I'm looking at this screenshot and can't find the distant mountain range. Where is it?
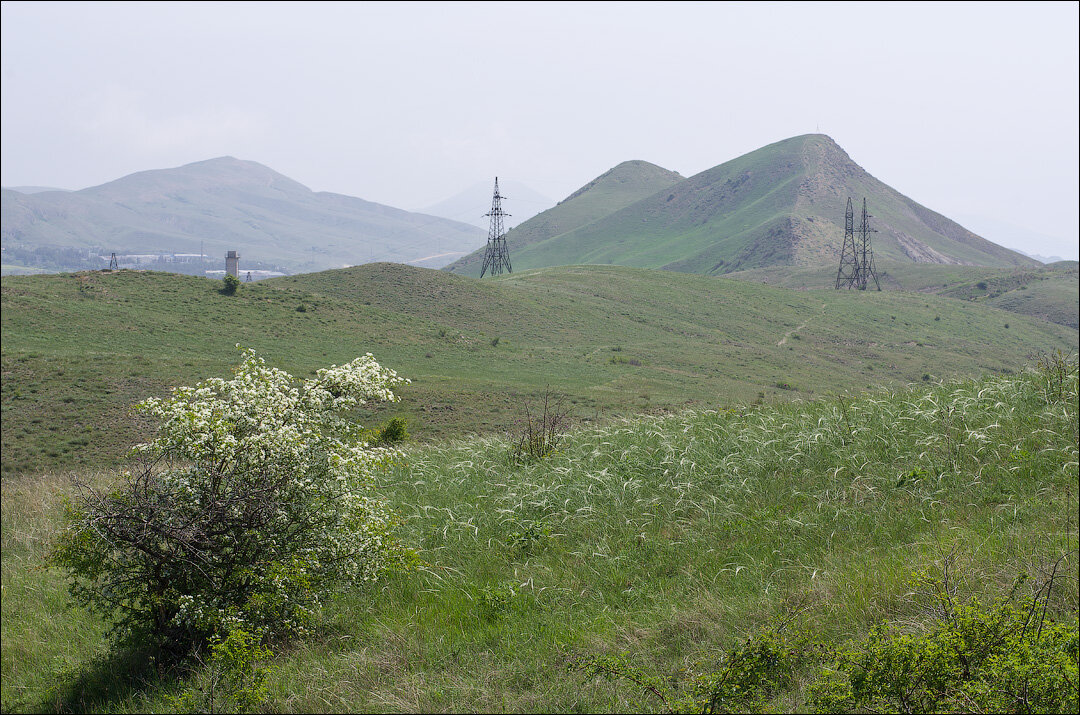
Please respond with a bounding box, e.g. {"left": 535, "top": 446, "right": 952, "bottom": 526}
{"left": 4, "top": 186, "right": 72, "bottom": 194}
{"left": 3, "top": 136, "right": 1044, "bottom": 279}
{"left": 1015, "top": 250, "right": 1068, "bottom": 265}
{"left": 951, "top": 213, "right": 1073, "bottom": 263}
{"left": 2, "top": 158, "right": 486, "bottom": 274}
{"left": 446, "top": 134, "right": 1037, "bottom": 276}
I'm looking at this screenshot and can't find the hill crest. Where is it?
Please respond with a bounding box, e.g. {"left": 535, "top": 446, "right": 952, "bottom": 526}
{"left": 444, "top": 159, "right": 683, "bottom": 275}
{"left": 468, "top": 134, "right": 1036, "bottom": 276}
{"left": 2, "top": 158, "right": 486, "bottom": 274}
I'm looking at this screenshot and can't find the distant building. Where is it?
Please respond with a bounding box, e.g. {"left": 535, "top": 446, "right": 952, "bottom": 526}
{"left": 225, "top": 250, "right": 240, "bottom": 277}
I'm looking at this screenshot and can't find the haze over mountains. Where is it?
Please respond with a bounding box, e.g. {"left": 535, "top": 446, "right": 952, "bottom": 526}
{"left": 4, "top": 186, "right": 71, "bottom": 195}
{"left": 952, "top": 213, "right": 1071, "bottom": 264}
{"left": 417, "top": 179, "right": 556, "bottom": 232}
{"left": 2, "top": 135, "right": 1043, "bottom": 278}
{"left": 2, "top": 157, "right": 486, "bottom": 274}
{"left": 446, "top": 134, "right": 1037, "bottom": 277}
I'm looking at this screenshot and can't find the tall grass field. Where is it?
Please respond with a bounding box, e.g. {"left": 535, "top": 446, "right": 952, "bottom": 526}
{"left": 2, "top": 352, "right": 1076, "bottom": 712}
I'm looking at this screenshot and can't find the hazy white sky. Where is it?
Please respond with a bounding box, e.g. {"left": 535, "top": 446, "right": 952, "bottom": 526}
{"left": 2, "top": 1, "right": 1078, "bottom": 258}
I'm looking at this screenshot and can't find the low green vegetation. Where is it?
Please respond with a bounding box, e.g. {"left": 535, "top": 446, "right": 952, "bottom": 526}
{"left": 219, "top": 273, "right": 241, "bottom": 295}
{"left": 3, "top": 263, "right": 1076, "bottom": 475}
{"left": 2, "top": 352, "right": 1076, "bottom": 712}
{"left": 728, "top": 260, "right": 1079, "bottom": 329}
{"left": 2, "top": 262, "right": 1077, "bottom": 711}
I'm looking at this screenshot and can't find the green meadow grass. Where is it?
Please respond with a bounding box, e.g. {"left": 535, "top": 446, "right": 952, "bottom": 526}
{"left": 728, "top": 261, "right": 1079, "bottom": 329}
{"left": 2, "top": 264, "right": 1076, "bottom": 476}
{"left": 2, "top": 360, "right": 1076, "bottom": 712}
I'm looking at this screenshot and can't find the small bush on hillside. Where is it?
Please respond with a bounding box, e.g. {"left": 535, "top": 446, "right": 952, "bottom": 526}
{"left": 509, "top": 389, "right": 572, "bottom": 462}
{"left": 375, "top": 416, "right": 410, "bottom": 446}
{"left": 808, "top": 565, "right": 1079, "bottom": 714}
{"left": 698, "top": 627, "right": 820, "bottom": 714}
{"left": 572, "top": 554, "right": 1078, "bottom": 714}
{"left": 570, "top": 626, "right": 818, "bottom": 714}
{"left": 173, "top": 628, "right": 273, "bottom": 714}
{"left": 220, "top": 274, "right": 240, "bottom": 295}
{"left": 51, "top": 348, "right": 411, "bottom": 656}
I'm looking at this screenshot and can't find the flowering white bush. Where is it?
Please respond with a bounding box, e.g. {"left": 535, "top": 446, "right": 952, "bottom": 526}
{"left": 52, "top": 348, "right": 411, "bottom": 652}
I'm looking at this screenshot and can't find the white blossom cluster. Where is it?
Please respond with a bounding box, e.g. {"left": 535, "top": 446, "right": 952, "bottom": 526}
{"left": 127, "top": 347, "right": 410, "bottom": 637}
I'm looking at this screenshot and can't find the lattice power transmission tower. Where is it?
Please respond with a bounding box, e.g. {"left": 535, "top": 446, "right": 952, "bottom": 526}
{"left": 479, "top": 177, "right": 512, "bottom": 278}
{"left": 835, "top": 197, "right": 858, "bottom": 289}
{"left": 835, "top": 197, "right": 880, "bottom": 290}
{"left": 856, "top": 198, "right": 879, "bottom": 290}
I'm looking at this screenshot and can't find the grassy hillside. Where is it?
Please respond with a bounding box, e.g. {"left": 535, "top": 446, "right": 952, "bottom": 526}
{"left": 444, "top": 161, "right": 684, "bottom": 277}
{"left": 3, "top": 360, "right": 1076, "bottom": 712}
{"left": 1, "top": 158, "right": 485, "bottom": 274}
{"left": 2, "top": 263, "right": 1076, "bottom": 476}
{"left": 727, "top": 261, "right": 1079, "bottom": 329}
{"left": 514, "top": 138, "right": 810, "bottom": 273}
{"left": 497, "top": 135, "right": 1036, "bottom": 275}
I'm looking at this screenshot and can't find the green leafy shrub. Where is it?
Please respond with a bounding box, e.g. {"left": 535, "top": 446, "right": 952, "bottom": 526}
{"left": 173, "top": 628, "right": 273, "bottom": 714}
{"left": 220, "top": 273, "right": 240, "bottom": 296}
{"left": 569, "top": 651, "right": 695, "bottom": 714}
{"left": 571, "top": 627, "right": 817, "bottom": 714}
{"left": 478, "top": 582, "right": 518, "bottom": 619}
{"left": 376, "top": 416, "right": 410, "bottom": 446}
{"left": 51, "top": 348, "right": 412, "bottom": 655}
{"left": 808, "top": 571, "right": 1079, "bottom": 714}
{"left": 507, "top": 519, "right": 555, "bottom": 553}
{"left": 570, "top": 552, "right": 1079, "bottom": 714}
{"left": 698, "top": 628, "right": 820, "bottom": 713}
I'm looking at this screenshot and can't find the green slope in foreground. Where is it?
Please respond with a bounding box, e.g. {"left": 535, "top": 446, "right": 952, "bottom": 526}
{"left": 2, "top": 363, "right": 1077, "bottom": 712}
{"left": 2, "top": 263, "right": 1076, "bottom": 475}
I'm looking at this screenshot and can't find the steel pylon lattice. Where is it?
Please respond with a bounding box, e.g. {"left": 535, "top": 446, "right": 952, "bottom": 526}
{"left": 479, "top": 177, "right": 512, "bottom": 278}
{"left": 856, "top": 197, "right": 879, "bottom": 291}
{"left": 835, "top": 197, "right": 859, "bottom": 289}
{"left": 835, "top": 197, "right": 880, "bottom": 291}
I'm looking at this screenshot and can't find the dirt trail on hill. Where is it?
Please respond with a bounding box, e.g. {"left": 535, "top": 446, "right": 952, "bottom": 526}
{"left": 778, "top": 303, "right": 827, "bottom": 347}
